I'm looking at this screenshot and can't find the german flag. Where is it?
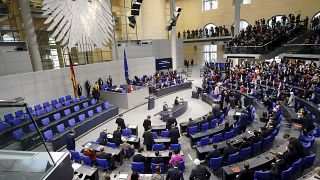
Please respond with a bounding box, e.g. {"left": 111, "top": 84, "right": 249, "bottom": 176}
{"left": 69, "top": 48, "right": 78, "bottom": 98}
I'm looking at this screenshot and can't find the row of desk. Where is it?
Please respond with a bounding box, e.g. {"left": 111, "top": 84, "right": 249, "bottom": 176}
{"left": 154, "top": 82, "right": 192, "bottom": 97}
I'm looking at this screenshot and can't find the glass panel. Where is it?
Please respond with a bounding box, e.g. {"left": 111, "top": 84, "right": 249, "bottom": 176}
{"left": 203, "top": 45, "right": 217, "bottom": 63}
{"left": 212, "top": 0, "right": 218, "bottom": 9}
{"left": 0, "top": 102, "right": 56, "bottom": 179}
{"left": 203, "top": 1, "right": 211, "bottom": 11}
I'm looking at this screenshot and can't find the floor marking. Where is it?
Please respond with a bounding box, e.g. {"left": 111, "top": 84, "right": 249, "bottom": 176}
{"left": 188, "top": 154, "right": 193, "bottom": 161}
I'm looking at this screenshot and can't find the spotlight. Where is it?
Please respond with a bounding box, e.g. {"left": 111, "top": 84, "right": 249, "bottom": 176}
{"left": 131, "top": 9, "right": 140, "bottom": 16}
{"left": 128, "top": 16, "right": 136, "bottom": 29}
{"left": 132, "top": 3, "right": 140, "bottom": 10}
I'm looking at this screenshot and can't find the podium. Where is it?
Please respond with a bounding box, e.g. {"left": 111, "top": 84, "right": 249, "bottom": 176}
{"left": 147, "top": 96, "right": 155, "bottom": 110}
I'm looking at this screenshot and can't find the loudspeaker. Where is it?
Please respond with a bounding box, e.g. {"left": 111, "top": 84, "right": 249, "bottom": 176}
{"left": 136, "top": 0, "right": 143, "bottom": 3}
{"left": 128, "top": 16, "right": 136, "bottom": 23}
{"left": 131, "top": 9, "right": 140, "bottom": 16}
{"left": 132, "top": 3, "right": 140, "bottom": 9}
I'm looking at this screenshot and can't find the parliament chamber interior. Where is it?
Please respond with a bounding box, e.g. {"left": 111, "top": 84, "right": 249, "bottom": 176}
{"left": 0, "top": 0, "right": 320, "bottom": 179}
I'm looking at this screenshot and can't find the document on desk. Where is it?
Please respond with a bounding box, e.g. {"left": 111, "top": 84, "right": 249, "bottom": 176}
{"left": 129, "top": 137, "right": 136, "bottom": 141}
{"left": 118, "top": 174, "right": 128, "bottom": 179}
{"left": 235, "top": 112, "right": 241, "bottom": 116}
{"left": 128, "top": 125, "right": 136, "bottom": 129}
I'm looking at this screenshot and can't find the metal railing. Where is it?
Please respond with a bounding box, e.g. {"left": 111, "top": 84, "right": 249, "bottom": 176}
{"left": 284, "top": 44, "right": 320, "bottom": 54}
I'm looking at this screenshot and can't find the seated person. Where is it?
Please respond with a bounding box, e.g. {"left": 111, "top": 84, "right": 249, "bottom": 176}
{"left": 259, "top": 127, "right": 270, "bottom": 139}
{"left": 96, "top": 147, "right": 116, "bottom": 169}
{"left": 238, "top": 136, "right": 252, "bottom": 150}
{"left": 237, "top": 163, "right": 253, "bottom": 180}
{"left": 206, "top": 144, "right": 221, "bottom": 163}
{"left": 163, "top": 102, "right": 169, "bottom": 111}
{"left": 120, "top": 139, "right": 134, "bottom": 156}
{"left": 151, "top": 151, "right": 164, "bottom": 164}
{"left": 250, "top": 130, "right": 261, "bottom": 143}
{"left": 133, "top": 147, "right": 147, "bottom": 164}
{"left": 169, "top": 149, "right": 184, "bottom": 167}
{"left": 206, "top": 112, "right": 214, "bottom": 121}
{"left": 282, "top": 144, "right": 298, "bottom": 166}
{"left": 271, "top": 153, "right": 288, "bottom": 180}
{"left": 82, "top": 146, "right": 96, "bottom": 162}
{"left": 174, "top": 96, "right": 180, "bottom": 106}
{"left": 223, "top": 121, "right": 232, "bottom": 133}
{"left": 222, "top": 141, "right": 236, "bottom": 163}
{"left": 96, "top": 128, "right": 108, "bottom": 145}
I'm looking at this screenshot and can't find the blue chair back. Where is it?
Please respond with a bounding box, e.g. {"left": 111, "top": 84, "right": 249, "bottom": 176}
{"left": 0, "top": 122, "right": 9, "bottom": 132}
{"left": 64, "top": 109, "right": 71, "bottom": 116}
{"left": 41, "top": 118, "right": 50, "bottom": 126}
{"left": 51, "top": 99, "right": 58, "bottom": 106}
{"left": 96, "top": 106, "right": 102, "bottom": 113}
{"left": 228, "top": 152, "right": 239, "bottom": 165}
{"left": 90, "top": 99, "right": 96, "bottom": 105}
{"left": 12, "top": 128, "right": 25, "bottom": 140}
{"left": 210, "top": 119, "right": 217, "bottom": 129}
{"left": 28, "top": 124, "right": 37, "bottom": 132}
{"left": 239, "top": 147, "right": 251, "bottom": 160}
{"left": 124, "top": 148, "right": 133, "bottom": 157}
{"left": 65, "top": 100, "right": 71, "bottom": 106}
{"left": 131, "top": 162, "right": 145, "bottom": 173}
{"left": 152, "top": 132, "right": 157, "bottom": 139}
{"left": 74, "top": 105, "right": 80, "bottom": 112}
{"left": 292, "top": 158, "right": 302, "bottom": 175}
{"left": 12, "top": 118, "right": 21, "bottom": 126}
{"left": 43, "top": 102, "right": 50, "bottom": 108}
{"left": 88, "top": 110, "right": 94, "bottom": 117}
{"left": 224, "top": 130, "right": 233, "bottom": 140}
{"left": 122, "top": 128, "right": 132, "bottom": 137}
{"left": 178, "top": 161, "right": 185, "bottom": 172}
{"left": 34, "top": 104, "right": 42, "bottom": 111}
{"left": 104, "top": 101, "right": 110, "bottom": 110}
{"left": 70, "top": 150, "right": 81, "bottom": 163}
{"left": 96, "top": 158, "right": 110, "bottom": 171}
{"left": 73, "top": 98, "right": 80, "bottom": 103}
{"left": 197, "top": 136, "right": 209, "bottom": 147}
{"left": 210, "top": 157, "right": 222, "bottom": 171}
{"left": 83, "top": 102, "right": 89, "bottom": 108}
{"left": 53, "top": 113, "right": 61, "bottom": 121}
{"left": 302, "top": 154, "right": 316, "bottom": 169}
{"left": 151, "top": 163, "right": 165, "bottom": 174}
{"left": 55, "top": 103, "right": 63, "bottom": 109}
{"left": 80, "top": 95, "right": 86, "bottom": 101}
{"left": 281, "top": 167, "right": 293, "bottom": 180}
{"left": 43, "top": 130, "right": 53, "bottom": 141}
{"left": 68, "top": 118, "right": 76, "bottom": 127}
{"left": 81, "top": 154, "right": 93, "bottom": 166}
{"left": 212, "top": 133, "right": 222, "bottom": 143}
{"left": 218, "top": 116, "right": 224, "bottom": 124}
{"left": 79, "top": 114, "right": 86, "bottom": 122}
{"left": 161, "top": 130, "right": 169, "bottom": 138}
{"left": 65, "top": 95, "right": 72, "bottom": 101}
{"left": 201, "top": 122, "right": 209, "bottom": 132}
{"left": 36, "top": 109, "right": 45, "bottom": 116}
{"left": 262, "top": 136, "right": 271, "bottom": 150}
{"left": 188, "top": 126, "right": 198, "bottom": 135}
{"left": 15, "top": 110, "right": 24, "bottom": 117}
{"left": 252, "top": 141, "right": 261, "bottom": 154}
{"left": 56, "top": 124, "right": 65, "bottom": 133}
{"left": 153, "top": 144, "right": 165, "bottom": 151}
{"left": 254, "top": 171, "right": 271, "bottom": 180}
{"left": 169, "top": 144, "right": 181, "bottom": 151}
{"left": 4, "top": 113, "right": 14, "bottom": 122}
{"left": 58, "top": 97, "right": 65, "bottom": 104}
{"left": 107, "top": 142, "right": 117, "bottom": 148}
{"left": 45, "top": 106, "right": 54, "bottom": 113}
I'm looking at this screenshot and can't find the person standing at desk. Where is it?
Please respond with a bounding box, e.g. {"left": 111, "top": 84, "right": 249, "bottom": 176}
{"left": 115, "top": 114, "right": 126, "bottom": 130}
{"left": 174, "top": 96, "right": 180, "bottom": 106}
{"left": 113, "top": 126, "right": 122, "bottom": 146}
{"left": 66, "top": 130, "right": 76, "bottom": 151}
{"left": 143, "top": 115, "right": 152, "bottom": 131}
{"left": 143, "top": 126, "right": 154, "bottom": 151}
{"left": 107, "top": 75, "right": 112, "bottom": 87}
{"left": 166, "top": 113, "right": 177, "bottom": 130}
{"left": 92, "top": 87, "right": 100, "bottom": 102}
{"left": 169, "top": 125, "right": 180, "bottom": 144}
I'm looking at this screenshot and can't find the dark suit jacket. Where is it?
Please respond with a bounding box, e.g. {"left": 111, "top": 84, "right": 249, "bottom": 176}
{"left": 237, "top": 169, "right": 253, "bottom": 180}
{"left": 283, "top": 150, "right": 298, "bottom": 166}
{"left": 239, "top": 113, "right": 248, "bottom": 129}
{"left": 206, "top": 149, "right": 221, "bottom": 160}
{"left": 96, "top": 152, "right": 115, "bottom": 164}
{"left": 97, "top": 132, "right": 108, "bottom": 144}
{"left": 166, "top": 117, "right": 178, "bottom": 130}
{"left": 143, "top": 119, "right": 151, "bottom": 131}
{"left": 133, "top": 153, "right": 146, "bottom": 163}
{"left": 113, "top": 130, "right": 122, "bottom": 145}
{"left": 222, "top": 145, "right": 236, "bottom": 162}
{"left": 66, "top": 134, "right": 75, "bottom": 151}
{"left": 115, "top": 118, "right": 126, "bottom": 130}
{"left": 166, "top": 167, "right": 184, "bottom": 180}
{"left": 151, "top": 156, "right": 164, "bottom": 164}
{"left": 169, "top": 128, "right": 180, "bottom": 144}
{"left": 239, "top": 141, "right": 252, "bottom": 150}
{"left": 271, "top": 160, "right": 288, "bottom": 180}
{"left": 189, "top": 165, "right": 211, "bottom": 180}
{"left": 250, "top": 136, "right": 261, "bottom": 144}
{"left": 143, "top": 131, "right": 154, "bottom": 146}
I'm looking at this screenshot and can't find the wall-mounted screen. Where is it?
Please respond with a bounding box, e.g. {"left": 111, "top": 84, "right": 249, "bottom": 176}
{"left": 156, "top": 58, "right": 173, "bottom": 70}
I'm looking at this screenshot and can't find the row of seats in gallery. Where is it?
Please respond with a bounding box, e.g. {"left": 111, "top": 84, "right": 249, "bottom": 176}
{"left": 42, "top": 101, "right": 111, "bottom": 142}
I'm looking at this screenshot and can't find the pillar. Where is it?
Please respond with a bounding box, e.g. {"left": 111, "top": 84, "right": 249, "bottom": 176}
{"left": 18, "top": 0, "right": 42, "bottom": 71}
{"left": 170, "top": 0, "right": 177, "bottom": 70}
{"left": 234, "top": 0, "right": 241, "bottom": 36}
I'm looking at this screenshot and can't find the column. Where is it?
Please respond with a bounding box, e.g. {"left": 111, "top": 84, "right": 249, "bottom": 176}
{"left": 18, "top": 0, "right": 42, "bottom": 71}
{"left": 234, "top": 0, "right": 241, "bottom": 36}
{"left": 170, "top": 0, "right": 177, "bottom": 70}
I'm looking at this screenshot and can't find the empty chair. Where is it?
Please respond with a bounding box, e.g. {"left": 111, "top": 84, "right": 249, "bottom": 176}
{"left": 239, "top": 147, "right": 251, "bottom": 160}
{"left": 302, "top": 154, "right": 316, "bottom": 169}
{"left": 224, "top": 130, "right": 234, "bottom": 140}
{"left": 210, "top": 157, "right": 223, "bottom": 171}
{"left": 43, "top": 102, "right": 50, "bottom": 108}
{"left": 254, "top": 171, "right": 271, "bottom": 180}
{"left": 169, "top": 144, "right": 181, "bottom": 151}
{"left": 161, "top": 130, "right": 169, "bottom": 138}
{"left": 4, "top": 113, "right": 14, "bottom": 123}
{"left": 15, "top": 110, "right": 24, "bottom": 117}
{"left": 227, "top": 152, "right": 239, "bottom": 165}
{"left": 122, "top": 128, "right": 132, "bottom": 137}
{"left": 83, "top": 102, "right": 89, "bottom": 108}
{"left": 55, "top": 103, "right": 63, "bottom": 109}
{"left": 58, "top": 97, "right": 65, "bottom": 105}
{"left": 104, "top": 101, "right": 110, "bottom": 110}
{"left": 96, "top": 106, "right": 102, "bottom": 113}
{"left": 41, "top": 118, "right": 50, "bottom": 126}
{"left": 28, "top": 124, "right": 37, "bottom": 132}
{"left": 197, "top": 136, "right": 209, "bottom": 147}
{"left": 210, "top": 119, "right": 217, "bottom": 129}
{"left": 0, "top": 122, "right": 9, "bottom": 132}
{"left": 178, "top": 161, "right": 185, "bottom": 172}
{"left": 262, "top": 136, "right": 271, "bottom": 150}
{"left": 64, "top": 109, "right": 71, "bottom": 116}
{"left": 201, "top": 122, "right": 209, "bottom": 132}
{"left": 73, "top": 98, "right": 80, "bottom": 103}
{"left": 74, "top": 105, "right": 80, "bottom": 112}
{"left": 11, "top": 118, "right": 21, "bottom": 126}
{"left": 188, "top": 126, "right": 198, "bottom": 135}
{"left": 36, "top": 109, "right": 45, "bottom": 116}
{"left": 34, "top": 104, "right": 42, "bottom": 111}
{"left": 281, "top": 167, "right": 293, "bottom": 180}
{"left": 70, "top": 150, "right": 81, "bottom": 163}
{"left": 78, "top": 114, "right": 86, "bottom": 122}
{"left": 152, "top": 132, "right": 158, "bottom": 139}
{"left": 252, "top": 141, "right": 262, "bottom": 154}
{"left": 96, "top": 158, "right": 110, "bottom": 171}
{"left": 90, "top": 99, "right": 96, "bottom": 105}
{"left": 131, "top": 162, "right": 145, "bottom": 173}
{"left": 151, "top": 163, "right": 165, "bottom": 174}
{"left": 64, "top": 100, "right": 71, "bottom": 106}
{"left": 87, "top": 110, "right": 94, "bottom": 117}
{"left": 65, "top": 95, "right": 72, "bottom": 101}
{"left": 45, "top": 106, "right": 54, "bottom": 113}
{"left": 12, "top": 128, "right": 25, "bottom": 140}
{"left": 211, "top": 133, "right": 222, "bottom": 143}
{"left": 53, "top": 113, "right": 61, "bottom": 121}
{"left": 80, "top": 95, "right": 86, "bottom": 101}
{"left": 56, "top": 124, "right": 65, "bottom": 133}
{"left": 43, "top": 130, "right": 53, "bottom": 141}
{"left": 27, "top": 107, "right": 36, "bottom": 116}
{"left": 81, "top": 154, "right": 93, "bottom": 166}
{"left": 68, "top": 118, "right": 76, "bottom": 127}
{"left": 51, "top": 99, "right": 58, "bottom": 106}
{"left": 153, "top": 144, "right": 165, "bottom": 151}
{"left": 106, "top": 142, "right": 117, "bottom": 148}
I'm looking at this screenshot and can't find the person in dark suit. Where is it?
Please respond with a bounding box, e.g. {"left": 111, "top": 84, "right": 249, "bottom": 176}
{"left": 113, "top": 126, "right": 122, "bottom": 146}
{"left": 250, "top": 130, "right": 261, "bottom": 144}
{"left": 96, "top": 147, "right": 116, "bottom": 169}
{"left": 271, "top": 153, "right": 288, "bottom": 180}
{"left": 96, "top": 128, "right": 108, "bottom": 145}
{"left": 115, "top": 114, "right": 126, "bottom": 130}
{"left": 189, "top": 159, "right": 211, "bottom": 180}
{"left": 92, "top": 87, "right": 100, "bottom": 102}
{"left": 143, "top": 115, "right": 152, "bottom": 131}
{"left": 212, "top": 103, "right": 221, "bottom": 119}
{"left": 238, "top": 136, "right": 252, "bottom": 150}
{"left": 151, "top": 151, "right": 164, "bottom": 164}
{"left": 166, "top": 114, "right": 178, "bottom": 130}
{"left": 143, "top": 126, "right": 154, "bottom": 151}
{"left": 237, "top": 163, "right": 253, "bottom": 180}
{"left": 187, "top": 118, "right": 196, "bottom": 128}
{"left": 239, "top": 110, "right": 249, "bottom": 133}
{"left": 66, "top": 130, "right": 76, "bottom": 151}
{"left": 107, "top": 75, "right": 113, "bottom": 87}
{"left": 222, "top": 141, "right": 236, "bottom": 163}
{"left": 169, "top": 125, "right": 180, "bottom": 144}
{"left": 206, "top": 112, "right": 214, "bottom": 121}
{"left": 223, "top": 121, "right": 232, "bottom": 133}
{"left": 174, "top": 97, "right": 180, "bottom": 106}
{"left": 206, "top": 144, "right": 221, "bottom": 162}
{"left": 166, "top": 161, "right": 184, "bottom": 180}
{"left": 133, "top": 147, "right": 147, "bottom": 164}
{"left": 259, "top": 127, "right": 270, "bottom": 139}
{"left": 282, "top": 144, "right": 298, "bottom": 166}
